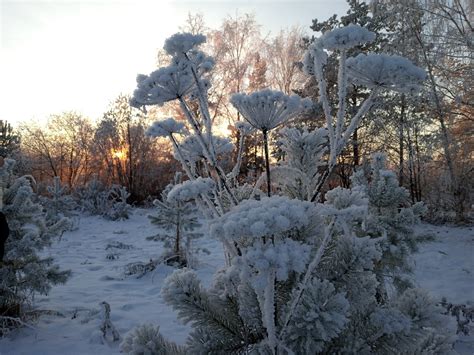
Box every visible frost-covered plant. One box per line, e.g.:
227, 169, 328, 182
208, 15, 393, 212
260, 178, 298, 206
352, 153, 427, 294
231, 89, 312, 196
151, 191, 453, 354
302, 23, 425, 202
146, 117, 185, 137
76, 179, 131, 221
40, 176, 77, 231
149, 173, 202, 267
121, 323, 185, 355
0, 159, 70, 332
105, 185, 131, 221
273, 127, 327, 200
124, 27, 452, 355
75, 177, 109, 215
346, 53, 426, 93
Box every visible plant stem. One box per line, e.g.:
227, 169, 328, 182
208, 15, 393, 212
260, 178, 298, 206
263, 129, 271, 197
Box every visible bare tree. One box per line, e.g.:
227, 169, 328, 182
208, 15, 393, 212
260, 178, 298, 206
265, 26, 307, 94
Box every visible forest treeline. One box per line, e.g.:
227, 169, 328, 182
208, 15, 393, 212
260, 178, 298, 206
1, 0, 472, 222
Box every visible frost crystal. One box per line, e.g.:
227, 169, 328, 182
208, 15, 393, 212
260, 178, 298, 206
347, 53, 426, 93
131, 66, 194, 107
167, 177, 215, 202
230, 89, 312, 132
234, 121, 255, 135
164, 33, 206, 57
176, 134, 234, 163
320, 24, 375, 50
233, 239, 311, 289
146, 118, 185, 138
210, 196, 316, 242
302, 40, 328, 75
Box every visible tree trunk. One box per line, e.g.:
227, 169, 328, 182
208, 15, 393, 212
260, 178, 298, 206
399, 94, 406, 186
353, 128, 359, 167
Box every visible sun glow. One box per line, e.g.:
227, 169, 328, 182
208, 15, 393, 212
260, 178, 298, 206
111, 149, 127, 160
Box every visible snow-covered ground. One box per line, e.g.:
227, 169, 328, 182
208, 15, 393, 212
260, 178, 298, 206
0, 211, 472, 354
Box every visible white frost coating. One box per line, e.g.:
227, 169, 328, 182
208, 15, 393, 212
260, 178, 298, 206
131, 66, 194, 107
166, 177, 215, 202
320, 24, 376, 50
233, 239, 311, 289
302, 40, 328, 76
230, 238, 312, 352
322, 187, 368, 221
163, 33, 206, 57
176, 135, 234, 163
234, 121, 255, 135
230, 89, 312, 132
210, 196, 316, 241
347, 53, 426, 93
146, 118, 185, 138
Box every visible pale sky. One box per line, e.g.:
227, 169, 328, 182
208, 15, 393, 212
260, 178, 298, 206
1, 0, 348, 125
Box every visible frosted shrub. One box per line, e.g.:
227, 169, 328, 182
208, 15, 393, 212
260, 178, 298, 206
149, 173, 203, 268
121, 324, 185, 355
105, 185, 131, 221
0, 159, 70, 333
75, 177, 109, 215
76, 179, 131, 221
123, 25, 455, 354
40, 176, 77, 231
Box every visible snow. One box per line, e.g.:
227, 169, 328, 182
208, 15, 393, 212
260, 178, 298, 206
0, 213, 472, 354
0, 209, 224, 355
413, 223, 474, 305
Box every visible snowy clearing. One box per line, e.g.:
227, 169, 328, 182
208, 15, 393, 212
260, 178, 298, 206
0, 211, 472, 355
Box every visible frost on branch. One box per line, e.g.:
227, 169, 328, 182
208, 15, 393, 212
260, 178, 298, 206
273, 127, 327, 200
176, 134, 233, 163
286, 278, 350, 353
232, 239, 311, 291
120, 324, 185, 355
234, 121, 254, 135
230, 89, 312, 132
131, 66, 194, 107
321, 187, 368, 225
167, 177, 215, 203
320, 23, 375, 50
146, 118, 185, 138
347, 53, 426, 93
209, 196, 318, 244
302, 40, 328, 76
163, 33, 206, 58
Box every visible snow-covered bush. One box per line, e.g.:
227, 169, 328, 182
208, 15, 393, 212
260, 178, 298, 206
0, 159, 70, 333
40, 176, 77, 231
105, 185, 131, 221
148, 173, 202, 268
272, 127, 327, 200
124, 26, 455, 354
76, 179, 131, 221
352, 153, 427, 293
121, 323, 185, 354
75, 177, 109, 215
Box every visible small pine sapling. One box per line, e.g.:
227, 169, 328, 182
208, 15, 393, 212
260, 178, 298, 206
352, 153, 427, 294
149, 173, 202, 267
0, 159, 70, 334
40, 176, 77, 231
105, 185, 131, 221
